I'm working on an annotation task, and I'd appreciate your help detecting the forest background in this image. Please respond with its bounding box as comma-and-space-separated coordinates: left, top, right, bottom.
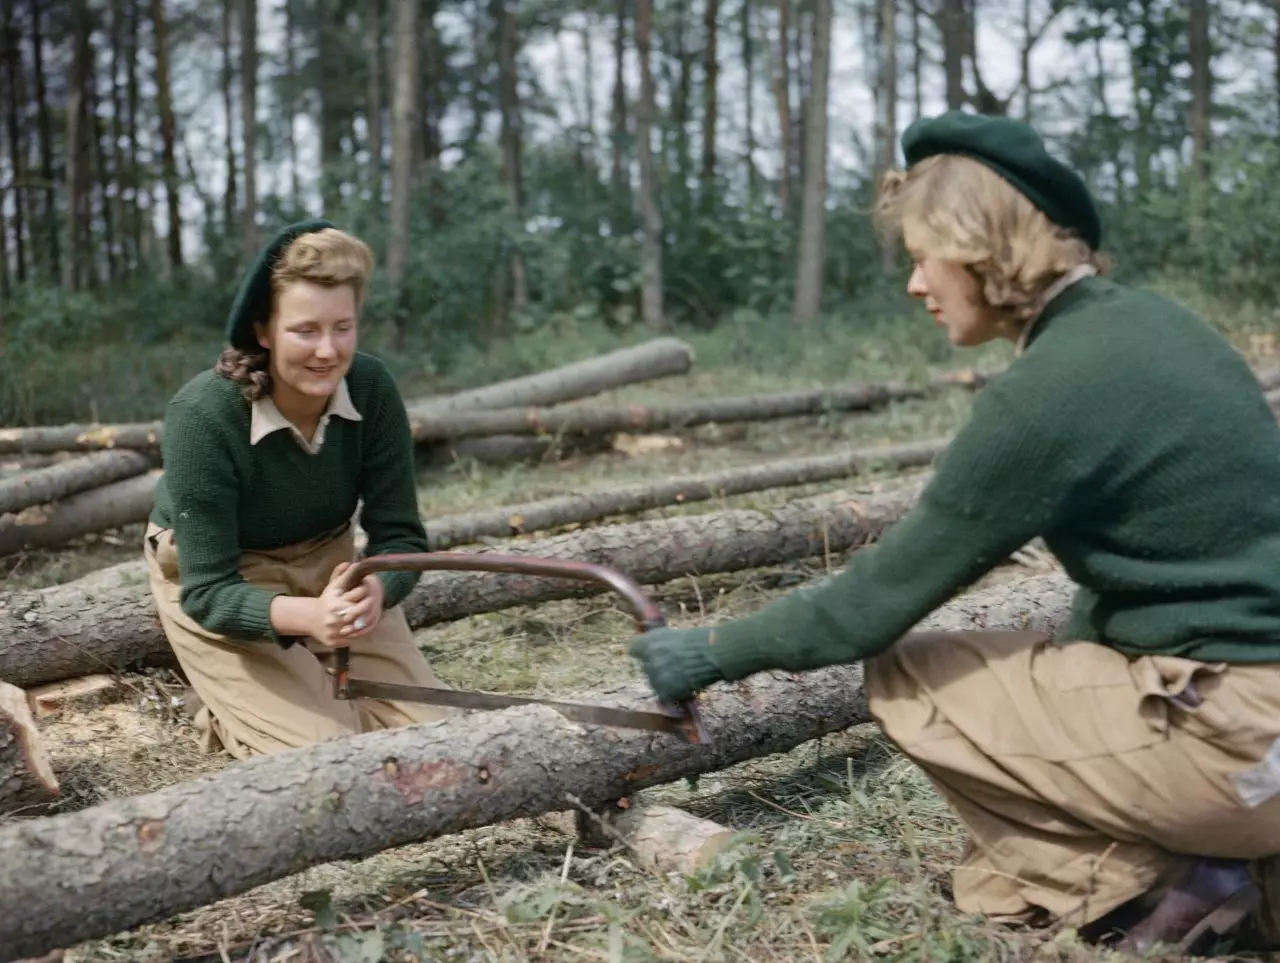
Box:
0, 0, 1272, 426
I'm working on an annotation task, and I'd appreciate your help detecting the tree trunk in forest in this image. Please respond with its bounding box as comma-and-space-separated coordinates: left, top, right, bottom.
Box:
0, 679, 58, 816
1, 0, 26, 284
634, 0, 665, 330
365, 0, 383, 200
0, 451, 153, 516
774, 0, 792, 207
30, 0, 58, 280
910, 0, 922, 120
938, 0, 965, 110
108, 0, 131, 274
0, 478, 929, 689
610, 0, 630, 231
240, 0, 258, 258
0, 569, 1076, 960
496, 0, 527, 318
743, 0, 757, 194
0, 471, 162, 557
221, 0, 237, 234
876, 0, 897, 272
790, 0, 831, 325
1188, 0, 1210, 237
284, 0, 299, 207
387, 0, 419, 350
151, 0, 183, 269
701, 0, 719, 205
63, 0, 90, 293
125, 0, 144, 264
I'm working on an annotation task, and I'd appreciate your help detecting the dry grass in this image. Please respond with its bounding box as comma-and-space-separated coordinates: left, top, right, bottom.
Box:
6, 331, 1277, 963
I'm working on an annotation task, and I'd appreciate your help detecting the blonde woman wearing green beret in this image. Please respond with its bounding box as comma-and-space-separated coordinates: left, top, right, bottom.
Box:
629, 112, 1280, 954
144, 220, 454, 761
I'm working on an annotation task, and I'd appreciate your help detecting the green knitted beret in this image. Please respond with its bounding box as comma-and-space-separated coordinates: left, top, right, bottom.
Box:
900, 111, 1102, 249
224, 218, 335, 350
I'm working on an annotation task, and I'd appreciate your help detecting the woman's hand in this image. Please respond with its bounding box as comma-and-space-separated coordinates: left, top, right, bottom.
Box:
307, 561, 383, 648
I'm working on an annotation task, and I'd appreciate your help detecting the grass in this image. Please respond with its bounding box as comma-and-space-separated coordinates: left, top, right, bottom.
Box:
7, 279, 1280, 961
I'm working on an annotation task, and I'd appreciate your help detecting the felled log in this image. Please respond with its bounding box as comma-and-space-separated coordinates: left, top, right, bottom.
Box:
427, 438, 946, 548
407, 380, 941, 443
0, 570, 1075, 961
0, 679, 59, 815
0, 450, 154, 516
0, 421, 165, 456
408, 336, 696, 414
0, 471, 162, 557
0, 476, 929, 689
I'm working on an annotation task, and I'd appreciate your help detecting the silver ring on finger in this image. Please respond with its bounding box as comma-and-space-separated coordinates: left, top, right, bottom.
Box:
354, 617, 366, 631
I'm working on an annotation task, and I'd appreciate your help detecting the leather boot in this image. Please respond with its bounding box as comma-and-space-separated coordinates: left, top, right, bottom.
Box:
1114, 857, 1260, 956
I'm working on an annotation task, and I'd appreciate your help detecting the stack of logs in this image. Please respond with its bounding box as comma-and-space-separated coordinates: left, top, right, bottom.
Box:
0, 336, 993, 558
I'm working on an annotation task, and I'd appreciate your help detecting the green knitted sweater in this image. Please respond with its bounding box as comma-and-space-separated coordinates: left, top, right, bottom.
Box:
707, 276, 1280, 681
150, 352, 428, 643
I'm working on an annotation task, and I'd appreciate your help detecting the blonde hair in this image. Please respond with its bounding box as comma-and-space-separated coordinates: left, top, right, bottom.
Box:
874, 154, 1110, 326
215, 228, 375, 402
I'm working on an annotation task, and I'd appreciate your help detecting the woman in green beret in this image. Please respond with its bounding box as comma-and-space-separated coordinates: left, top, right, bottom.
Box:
143, 220, 454, 761
629, 111, 1280, 954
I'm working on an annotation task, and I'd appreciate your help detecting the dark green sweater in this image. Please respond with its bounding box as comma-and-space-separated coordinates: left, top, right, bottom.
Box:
150, 352, 428, 643
709, 276, 1280, 681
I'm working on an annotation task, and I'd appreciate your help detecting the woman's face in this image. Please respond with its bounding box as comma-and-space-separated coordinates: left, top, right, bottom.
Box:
254, 280, 358, 409
903, 230, 1007, 347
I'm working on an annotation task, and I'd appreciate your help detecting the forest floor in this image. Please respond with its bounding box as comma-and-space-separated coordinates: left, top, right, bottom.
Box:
5, 297, 1278, 963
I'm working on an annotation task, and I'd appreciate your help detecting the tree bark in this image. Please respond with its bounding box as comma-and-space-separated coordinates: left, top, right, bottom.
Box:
1188, 0, 1210, 236
0, 471, 162, 557
634, 0, 665, 330
495, 0, 527, 319
790, 0, 831, 325
876, 0, 897, 272
937, 0, 965, 110
30, 0, 58, 280
221, 0, 237, 235
240, 0, 258, 259
0, 450, 153, 516
0, 568, 1074, 960
0, 679, 58, 816
1, 0, 26, 284
609, 0, 630, 232
63, 0, 90, 294
151, 0, 183, 269
774, 0, 792, 207
0, 478, 929, 689
701, 0, 719, 202
0, 422, 166, 456
408, 336, 696, 413
365, 0, 383, 200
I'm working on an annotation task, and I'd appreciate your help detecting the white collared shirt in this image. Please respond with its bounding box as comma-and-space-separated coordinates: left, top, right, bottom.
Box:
1015, 263, 1099, 356
249, 378, 363, 455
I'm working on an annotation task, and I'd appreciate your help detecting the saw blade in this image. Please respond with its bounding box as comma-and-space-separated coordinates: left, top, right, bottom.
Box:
339, 677, 697, 739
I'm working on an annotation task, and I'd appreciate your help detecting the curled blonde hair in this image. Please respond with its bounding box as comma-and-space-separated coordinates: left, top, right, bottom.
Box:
215, 228, 375, 402
874, 154, 1110, 326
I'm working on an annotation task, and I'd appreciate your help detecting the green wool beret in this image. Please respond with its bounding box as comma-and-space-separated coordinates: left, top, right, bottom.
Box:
225, 218, 336, 350
900, 111, 1102, 249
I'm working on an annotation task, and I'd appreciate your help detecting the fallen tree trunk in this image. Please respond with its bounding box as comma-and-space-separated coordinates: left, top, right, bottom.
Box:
408, 336, 696, 414
0, 476, 930, 689
0, 471, 162, 557
0, 450, 154, 517
0, 569, 1074, 961
0, 680, 59, 816
427, 438, 946, 548
0, 421, 165, 456
407, 380, 942, 443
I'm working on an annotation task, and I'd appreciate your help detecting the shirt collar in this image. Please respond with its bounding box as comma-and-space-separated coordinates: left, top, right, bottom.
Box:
1015, 263, 1100, 356
249, 377, 363, 453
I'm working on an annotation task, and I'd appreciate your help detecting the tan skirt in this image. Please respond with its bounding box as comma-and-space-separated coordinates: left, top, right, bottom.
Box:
865, 630, 1280, 935
144, 520, 456, 761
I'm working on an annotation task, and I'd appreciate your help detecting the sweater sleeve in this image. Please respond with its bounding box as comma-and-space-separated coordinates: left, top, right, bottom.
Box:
161, 400, 284, 643
358, 365, 430, 608
706, 374, 1084, 680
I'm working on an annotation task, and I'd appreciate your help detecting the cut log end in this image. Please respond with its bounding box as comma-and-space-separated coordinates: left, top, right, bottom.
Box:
0, 680, 59, 814
578, 802, 738, 876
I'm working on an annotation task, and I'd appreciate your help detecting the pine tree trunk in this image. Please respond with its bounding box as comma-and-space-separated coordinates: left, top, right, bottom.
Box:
701, 0, 719, 204
30, 0, 58, 280
634, 0, 665, 330
0, 567, 1076, 960
284, 0, 299, 208
240, 0, 257, 258
610, 0, 630, 231
0, 450, 154, 516
910, 0, 922, 120
790, 0, 831, 324
743, 0, 757, 194
125, 0, 144, 266
1188, 0, 1210, 237
774, 0, 792, 206
221, 0, 237, 234
151, 0, 183, 269
63, 0, 90, 294
876, 0, 897, 272
938, 0, 965, 109
495, 0, 527, 318
109, 0, 131, 275
387, 0, 420, 350
1, 0, 26, 284
365, 0, 383, 201
0, 471, 162, 558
